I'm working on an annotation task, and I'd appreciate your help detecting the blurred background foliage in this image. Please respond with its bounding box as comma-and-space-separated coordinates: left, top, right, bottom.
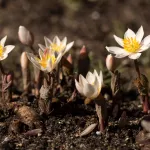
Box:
1, 0, 150, 89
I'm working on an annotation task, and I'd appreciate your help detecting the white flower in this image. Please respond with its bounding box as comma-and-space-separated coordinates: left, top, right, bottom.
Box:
18, 26, 34, 46
106, 26, 150, 59
75, 70, 103, 99
38, 36, 74, 55
0, 36, 15, 60
26, 48, 63, 72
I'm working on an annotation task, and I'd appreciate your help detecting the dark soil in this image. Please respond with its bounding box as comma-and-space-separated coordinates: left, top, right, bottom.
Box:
0, 93, 142, 150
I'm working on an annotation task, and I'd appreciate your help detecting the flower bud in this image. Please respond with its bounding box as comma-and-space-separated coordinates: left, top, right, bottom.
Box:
20, 52, 29, 69
20, 52, 30, 91
6, 72, 13, 83
79, 45, 88, 57
106, 54, 116, 72
67, 54, 73, 64
78, 46, 90, 77
18, 26, 34, 46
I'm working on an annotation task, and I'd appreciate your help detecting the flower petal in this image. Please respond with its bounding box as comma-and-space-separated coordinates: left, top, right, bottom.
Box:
0, 36, 7, 47
139, 45, 150, 52
75, 79, 83, 95
4, 45, 15, 54
63, 41, 74, 54
46, 59, 53, 72
136, 26, 144, 43
26, 52, 41, 70
124, 28, 135, 39
79, 74, 88, 87
82, 82, 96, 99
140, 35, 150, 47
38, 49, 44, 59
94, 70, 103, 92
62, 37, 67, 47
51, 53, 63, 70
93, 70, 99, 83
128, 53, 141, 59
113, 35, 123, 47
44, 36, 51, 47
91, 77, 100, 99
38, 44, 46, 51
106, 46, 126, 55
53, 36, 60, 45
0, 53, 8, 60
55, 53, 63, 64
115, 52, 130, 58
86, 71, 95, 84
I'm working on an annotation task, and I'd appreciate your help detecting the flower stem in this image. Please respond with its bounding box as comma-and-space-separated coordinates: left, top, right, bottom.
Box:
134, 60, 141, 79
0, 62, 5, 102
95, 103, 105, 132
134, 60, 150, 113
30, 45, 36, 55
142, 94, 150, 113
0, 62, 4, 75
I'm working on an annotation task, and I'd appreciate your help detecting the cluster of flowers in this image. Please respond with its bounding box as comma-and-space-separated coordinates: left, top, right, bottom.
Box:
1, 26, 150, 102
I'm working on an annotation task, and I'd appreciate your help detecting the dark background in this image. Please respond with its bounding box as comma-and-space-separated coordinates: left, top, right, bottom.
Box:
1, 0, 150, 87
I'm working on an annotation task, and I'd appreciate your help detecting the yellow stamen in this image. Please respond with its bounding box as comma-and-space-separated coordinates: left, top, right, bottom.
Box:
38, 50, 56, 68
0, 45, 4, 57
51, 55, 56, 64
50, 43, 64, 52
123, 38, 140, 53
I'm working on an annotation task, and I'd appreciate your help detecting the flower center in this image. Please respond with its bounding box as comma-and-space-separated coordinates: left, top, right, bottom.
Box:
38, 53, 56, 69
123, 38, 141, 53
50, 43, 64, 52
0, 45, 4, 57
51, 55, 56, 64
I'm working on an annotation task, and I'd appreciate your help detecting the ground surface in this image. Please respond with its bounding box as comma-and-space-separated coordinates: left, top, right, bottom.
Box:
0, 93, 142, 150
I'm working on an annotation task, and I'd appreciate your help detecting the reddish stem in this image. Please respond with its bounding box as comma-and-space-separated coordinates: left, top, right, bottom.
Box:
134, 60, 150, 113
0, 62, 5, 102
95, 102, 105, 133
100, 118, 105, 133
142, 95, 150, 113
134, 60, 141, 79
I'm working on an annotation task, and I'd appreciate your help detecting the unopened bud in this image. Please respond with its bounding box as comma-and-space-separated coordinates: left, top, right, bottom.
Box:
6, 73, 13, 83
20, 52, 29, 69
67, 54, 73, 64
106, 54, 116, 72
18, 26, 34, 46
20, 52, 30, 91
79, 45, 88, 57
78, 46, 90, 77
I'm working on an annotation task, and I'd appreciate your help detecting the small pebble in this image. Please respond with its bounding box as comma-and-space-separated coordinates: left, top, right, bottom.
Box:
96, 131, 101, 135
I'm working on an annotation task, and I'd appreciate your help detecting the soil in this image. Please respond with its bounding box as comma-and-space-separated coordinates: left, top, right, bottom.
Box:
0, 90, 143, 150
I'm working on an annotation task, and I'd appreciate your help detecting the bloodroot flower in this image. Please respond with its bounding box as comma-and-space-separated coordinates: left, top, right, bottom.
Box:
39, 36, 74, 55
0, 36, 15, 60
75, 70, 103, 99
106, 26, 150, 59
26, 49, 63, 72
